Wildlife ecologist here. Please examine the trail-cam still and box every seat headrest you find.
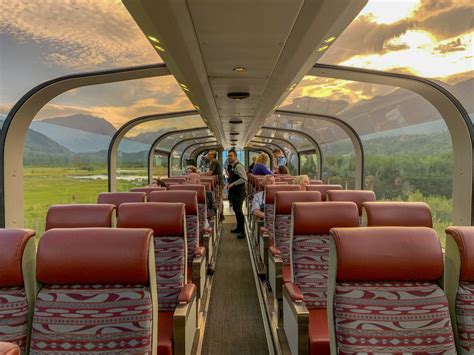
[149,191,198,215]
[161,177,186,184]
[130,187,167,196]
[37,228,153,285]
[97,192,146,207]
[201,182,212,191]
[200,177,215,187]
[169,184,206,203]
[265,184,301,203]
[275,191,322,214]
[293,202,359,235]
[363,202,432,227]
[310,180,323,185]
[45,204,115,230]
[0,229,35,287]
[118,202,185,235]
[305,184,343,201]
[446,226,474,282]
[331,227,443,282]
[327,190,376,216]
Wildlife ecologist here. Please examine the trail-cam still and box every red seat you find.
[45,204,115,230]
[130,187,166,199]
[309,309,330,355]
[305,184,343,201]
[362,201,432,227]
[327,190,376,217]
[97,192,146,210]
[283,264,291,283]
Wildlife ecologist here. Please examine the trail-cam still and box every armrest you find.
[0,342,20,355]
[195,246,205,257]
[283,284,309,355]
[178,283,197,304]
[286,282,304,302]
[269,246,281,256]
[260,226,269,234]
[203,227,212,234]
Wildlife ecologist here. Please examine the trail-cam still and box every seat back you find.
[161,177,186,185]
[170,184,207,235]
[291,202,358,310]
[97,192,146,211]
[264,185,301,236]
[130,187,166,199]
[327,190,376,217]
[273,191,322,263]
[328,227,454,354]
[149,191,199,265]
[305,184,343,201]
[118,202,186,312]
[445,226,474,353]
[0,229,36,353]
[362,201,432,227]
[45,204,115,230]
[309,180,323,185]
[31,228,156,354]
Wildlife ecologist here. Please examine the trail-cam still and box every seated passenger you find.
[149,177,166,188]
[185,165,198,174]
[252,153,273,175]
[294,174,310,190]
[251,175,276,219]
[277,165,289,175]
[185,172,201,184]
[248,155,258,173]
[185,173,217,219]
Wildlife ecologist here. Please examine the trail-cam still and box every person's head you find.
[256,153,269,165]
[185,165,197,174]
[294,175,310,189]
[252,155,258,163]
[262,174,275,187]
[227,149,237,163]
[208,151,217,161]
[273,148,282,158]
[185,173,201,184]
[278,165,289,174]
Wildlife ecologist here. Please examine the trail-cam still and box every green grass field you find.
[24,167,149,236]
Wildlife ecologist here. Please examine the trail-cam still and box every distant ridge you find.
[41,114,117,136]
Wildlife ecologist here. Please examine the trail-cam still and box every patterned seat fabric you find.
[155,236,185,312]
[456,281,474,353]
[274,214,292,263]
[30,284,152,354]
[186,215,199,265]
[335,282,456,354]
[0,287,28,352]
[198,203,207,237]
[292,235,330,309]
[264,204,275,236]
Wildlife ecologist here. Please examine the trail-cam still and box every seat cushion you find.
[155,236,185,312]
[334,282,456,353]
[158,312,174,355]
[293,234,330,309]
[283,264,291,284]
[30,285,153,354]
[309,308,330,355]
[456,281,474,353]
[274,214,292,263]
[0,287,28,352]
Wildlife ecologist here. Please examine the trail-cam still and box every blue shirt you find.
[277,156,287,167]
[252,163,273,175]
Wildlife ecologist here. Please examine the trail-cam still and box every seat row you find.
[0,200,212,355]
[245,186,473,354]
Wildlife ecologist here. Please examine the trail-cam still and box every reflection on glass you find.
[300,153,318,180]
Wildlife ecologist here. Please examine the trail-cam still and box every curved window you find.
[0,0,162,120]
[282,76,453,242]
[23,75,195,234]
[319,0,473,117]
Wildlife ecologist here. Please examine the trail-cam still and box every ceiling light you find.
[287,83,297,91]
[227,92,250,100]
[194,105,200,110]
[317,45,329,52]
[234,113,240,116]
[229,120,243,124]
[180,83,189,92]
[324,36,336,44]
[231,139,238,142]
[154,44,166,52]
[147,35,160,44]
[233,66,246,72]
[230,132,239,136]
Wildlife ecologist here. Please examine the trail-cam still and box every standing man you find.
[227,149,248,239]
[272,148,287,172]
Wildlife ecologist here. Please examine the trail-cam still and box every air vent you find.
[227,92,250,100]
[230,132,239,136]
[229,120,243,124]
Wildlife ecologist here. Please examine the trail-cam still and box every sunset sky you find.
[0,0,472,130]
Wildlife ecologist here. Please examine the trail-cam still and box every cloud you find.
[434,37,466,54]
[0,0,160,70]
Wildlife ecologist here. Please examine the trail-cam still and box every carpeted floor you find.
[201,222,269,355]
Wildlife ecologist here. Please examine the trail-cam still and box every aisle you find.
[201,215,269,355]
